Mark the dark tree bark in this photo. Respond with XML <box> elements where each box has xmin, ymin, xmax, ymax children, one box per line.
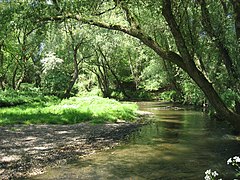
<box><xmin>12</xmin><ymin>65</ymin><xmax>18</xmax><ymax>90</ymax></box>
<box><xmin>127</xmin><ymin>52</ymin><xmax>139</xmax><ymax>90</ymax></box>
<box><xmin>230</xmin><ymin>0</ymin><xmax>240</xmax><ymax>114</ymax></box>
<box><xmin>0</xmin><ymin>42</ymin><xmax>6</xmax><ymax>90</ymax></box>
<box><xmin>231</xmin><ymin>0</ymin><xmax>240</xmax><ymax>40</ymax></box>
<box><xmin>63</xmin><ymin>24</ymin><xmax>91</xmax><ymax>99</ymax></box>
<box><xmin>63</xmin><ymin>39</ymin><xmax>82</xmax><ymax>99</ymax></box>
<box><xmin>63</xmin><ymin>47</ymin><xmax>79</xmax><ymax>98</ymax></box>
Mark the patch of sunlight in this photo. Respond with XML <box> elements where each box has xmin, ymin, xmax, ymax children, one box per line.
<box><xmin>24</xmin><ymin>144</ymin><xmax>54</xmax><ymax>153</ymax></box>
<box><xmin>23</xmin><ymin>136</ymin><xmax>38</xmax><ymax>141</ymax></box>
<box><xmin>55</xmin><ymin>130</ymin><xmax>73</xmax><ymax>134</ymax></box>
<box><xmin>61</xmin><ymin>104</ymin><xmax>79</xmax><ymax>109</ymax></box>
<box><xmin>158</xmin><ymin>119</ymin><xmax>185</xmax><ymax>124</ymax></box>
<box><xmin>162</xmin><ymin>155</ymin><xmax>175</xmax><ymax>161</ymax></box>
<box><xmin>0</xmin><ymin>169</ymin><xmax>5</xmax><ymax>174</ymax></box>
<box><xmin>32</xmin><ymin>146</ymin><xmax>50</xmax><ymax>150</ymax></box>
<box><xmin>0</xmin><ymin>155</ymin><xmax>21</xmax><ymax>162</ymax></box>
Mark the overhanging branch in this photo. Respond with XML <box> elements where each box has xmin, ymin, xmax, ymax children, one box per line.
<box><xmin>39</xmin><ymin>14</ymin><xmax>186</xmax><ymax>70</ymax></box>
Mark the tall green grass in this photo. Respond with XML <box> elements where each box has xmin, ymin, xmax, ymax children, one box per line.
<box><xmin>0</xmin><ymin>89</ymin><xmax>59</xmax><ymax>107</ymax></box>
<box><xmin>0</xmin><ymin>96</ymin><xmax>138</xmax><ymax>125</ymax></box>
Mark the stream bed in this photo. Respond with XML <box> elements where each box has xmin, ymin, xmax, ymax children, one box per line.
<box><xmin>32</xmin><ymin>102</ymin><xmax>240</xmax><ymax>179</ymax></box>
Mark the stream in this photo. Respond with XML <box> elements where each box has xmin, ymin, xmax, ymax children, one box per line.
<box><xmin>32</xmin><ymin>102</ymin><xmax>240</xmax><ymax>179</ymax></box>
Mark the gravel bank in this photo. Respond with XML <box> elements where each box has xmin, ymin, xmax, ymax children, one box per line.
<box><xmin>0</xmin><ymin>122</ymin><xmax>142</xmax><ymax>179</ymax></box>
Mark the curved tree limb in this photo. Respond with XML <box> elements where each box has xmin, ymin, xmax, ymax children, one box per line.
<box><xmin>39</xmin><ymin>14</ymin><xmax>186</xmax><ymax>71</ymax></box>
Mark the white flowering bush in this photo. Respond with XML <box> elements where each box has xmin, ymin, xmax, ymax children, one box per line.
<box><xmin>205</xmin><ymin>156</ymin><xmax>240</xmax><ymax>180</ymax></box>
<box><xmin>40</xmin><ymin>52</ymin><xmax>71</xmax><ymax>97</ymax></box>
<box><xmin>204</xmin><ymin>169</ymin><xmax>221</xmax><ymax>180</ymax></box>
<box><xmin>227</xmin><ymin>156</ymin><xmax>240</xmax><ymax>177</ymax></box>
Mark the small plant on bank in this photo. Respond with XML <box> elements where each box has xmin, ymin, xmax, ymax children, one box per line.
<box><xmin>204</xmin><ymin>156</ymin><xmax>240</xmax><ymax>180</ymax></box>
<box><xmin>204</xmin><ymin>169</ymin><xmax>220</xmax><ymax>180</ymax></box>
<box><xmin>227</xmin><ymin>156</ymin><xmax>240</xmax><ymax>177</ymax></box>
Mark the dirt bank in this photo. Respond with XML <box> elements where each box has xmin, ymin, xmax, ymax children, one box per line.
<box><xmin>0</xmin><ymin>122</ymin><xmax>142</xmax><ymax>179</ymax></box>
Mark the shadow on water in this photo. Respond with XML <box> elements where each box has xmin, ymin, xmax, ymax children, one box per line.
<box><xmin>32</xmin><ymin>102</ymin><xmax>240</xmax><ymax>180</ymax></box>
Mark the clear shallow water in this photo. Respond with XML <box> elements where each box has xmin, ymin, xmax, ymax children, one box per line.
<box><xmin>32</xmin><ymin>102</ymin><xmax>240</xmax><ymax>180</ymax></box>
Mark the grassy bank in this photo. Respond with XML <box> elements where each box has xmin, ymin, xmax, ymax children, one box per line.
<box><xmin>0</xmin><ymin>89</ymin><xmax>60</xmax><ymax>107</ymax></box>
<box><xmin>0</xmin><ymin>95</ymin><xmax>138</xmax><ymax>125</ymax></box>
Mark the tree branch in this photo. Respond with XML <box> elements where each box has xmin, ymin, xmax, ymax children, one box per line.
<box><xmin>162</xmin><ymin>0</ymin><xmax>192</xmax><ymax>64</ymax></box>
<box><xmin>114</xmin><ymin>0</ymin><xmax>140</xmax><ymax>29</ymax></box>
<box><xmin>39</xmin><ymin>14</ymin><xmax>186</xmax><ymax>70</ymax></box>
<box><xmin>198</xmin><ymin>0</ymin><xmax>237</xmax><ymax>78</ymax></box>
<box><xmin>93</xmin><ymin>4</ymin><xmax>117</xmax><ymax>16</ymax></box>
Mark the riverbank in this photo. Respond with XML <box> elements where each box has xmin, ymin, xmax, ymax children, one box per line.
<box><xmin>0</xmin><ymin>122</ymin><xmax>144</xmax><ymax>179</ymax></box>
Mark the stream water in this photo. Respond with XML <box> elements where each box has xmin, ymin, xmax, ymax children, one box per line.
<box><xmin>32</xmin><ymin>102</ymin><xmax>240</xmax><ymax>179</ymax></box>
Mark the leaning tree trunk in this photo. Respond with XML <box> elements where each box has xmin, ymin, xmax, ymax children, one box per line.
<box><xmin>63</xmin><ymin>68</ymin><xmax>78</xmax><ymax>99</ymax></box>
<box><xmin>162</xmin><ymin>0</ymin><xmax>240</xmax><ymax>130</ymax></box>
<box><xmin>63</xmin><ymin>44</ymin><xmax>80</xmax><ymax>99</ymax></box>
<box><xmin>187</xmin><ymin>61</ymin><xmax>240</xmax><ymax>130</ymax></box>
<box><xmin>230</xmin><ymin>0</ymin><xmax>240</xmax><ymax>114</ymax></box>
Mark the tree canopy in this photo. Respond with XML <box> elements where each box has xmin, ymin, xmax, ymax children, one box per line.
<box><xmin>0</xmin><ymin>0</ymin><xmax>240</xmax><ymax>130</ymax></box>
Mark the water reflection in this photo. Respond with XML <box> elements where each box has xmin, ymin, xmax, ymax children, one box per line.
<box><xmin>32</xmin><ymin>102</ymin><xmax>240</xmax><ymax>180</ymax></box>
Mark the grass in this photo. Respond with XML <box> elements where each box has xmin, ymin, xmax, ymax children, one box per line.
<box><xmin>0</xmin><ymin>89</ymin><xmax>59</xmax><ymax>107</ymax></box>
<box><xmin>0</xmin><ymin>95</ymin><xmax>138</xmax><ymax>126</ymax></box>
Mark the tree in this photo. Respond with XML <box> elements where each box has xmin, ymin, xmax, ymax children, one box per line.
<box><xmin>1</xmin><ymin>0</ymin><xmax>240</xmax><ymax>130</ymax></box>
<box><xmin>61</xmin><ymin>22</ymin><xmax>92</xmax><ymax>98</ymax></box>
<box><xmin>0</xmin><ymin>1</ymin><xmax>46</xmax><ymax>90</ymax></box>
<box><xmin>38</xmin><ymin>0</ymin><xmax>240</xmax><ymax>130</ymax></box>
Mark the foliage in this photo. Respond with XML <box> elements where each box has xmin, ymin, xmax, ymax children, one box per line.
<box><xmin>40</xmin><ymin>52</ymin><xmax>71</xmax><ymax>97</ymax></box>
<box><xmin>159</xmin><ymin>90</ymin><xmax>177</xmax><ymax>102</ymax></box>
<box><xmin>0</xmin><ymin>88</ymin><xmax>59</xmax><ymax>107</ymax></box>
<box><xmin>0</xmin><ymin>96</ymin><xmax>138</xmax><ymax>125</ymax></box>
<box><xmin>0</xmin><ymin>0</ymin><xmax>240</xmax><ymax>129</ymax></box>
<box><xmin>182</xmin><ymin>80</ymin><xmax>205</xmax><ymax>106</ymax></box>
<box><xmin>140</xmin><ymin>59</ymin><xmax>168</xmax><ymax>91</ymax></box>
<box><xmin>221</xmin><ymin>89</ymin><xmax>239</xmax><ymax>110</ymax></box>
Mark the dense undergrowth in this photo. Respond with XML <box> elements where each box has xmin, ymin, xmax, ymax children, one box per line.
<box><xmin>0</xmin><ymin>89</ymin><xmax>59</xmax><ymax>107</ymax></box>
<box><xmin>0</xmin><ymin>91</ymin><xmax>138</xmax><ymax>125</ymax></box>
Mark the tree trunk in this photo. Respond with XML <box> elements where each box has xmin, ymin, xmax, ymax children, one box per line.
<box><xmin>162</xmin><ymin>0</ymin><xmax>240</xmax><ymax>131</ymax></box>
<box><xmin>12</xmin><ymin>65</ymin><xmax>18</xmax><ymax>90</ymax></box>
<box><xmin>15</xmin><ymin>69</ymin><xmax>25</xmax><ymax>90</ymax></box>
<box><xmin>94</xmin><ymin>57</ymin><xmax>111</xmax><ymax>98</ymax></box>
<box><xmin>96</xmin><ymin>72</ymin><xmax>110</xmax><ymax>98</ymax></box>
<box><xmin>98</xmin><ymin>46</ymin><xmax>130</xmax><ymax>99</ymax></box>
<box><xmin>0</xmin><ymin>42</ymin><xmax>5</xmax><ymax>90</ymax></box>
<box><xmin>187</xmin><ymin>61</ymin><xmax>240</xmax><ymax>129</ymax></box>
<box><xmin>63</xmin><ymin>45</ymin><xmax>80</xmax><ymax>99</ymax></box>
<box><xmin>231</xmin><ymin>0</ymin><xmax>240</xmax><ymax>40</ymax></box>
<box><xmin>0</xmin><ymin>76</ymin><xmax>5</xmax><ymax>91</ymax></box>
<box><xmin>128</xmin><ymin>51</ymin><xmax>139</xmax><ymax>90</ymax></box>
<box><xmin>230</xmin><ymin>0</ymin><xmax>240</xmax><ymax>115</ymax></box>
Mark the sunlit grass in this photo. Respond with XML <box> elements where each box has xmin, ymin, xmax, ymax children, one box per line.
<box><xmin>0</xmin><ymin>96</ymin><xmax>138</xmax><ymax>125</ymax></box>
